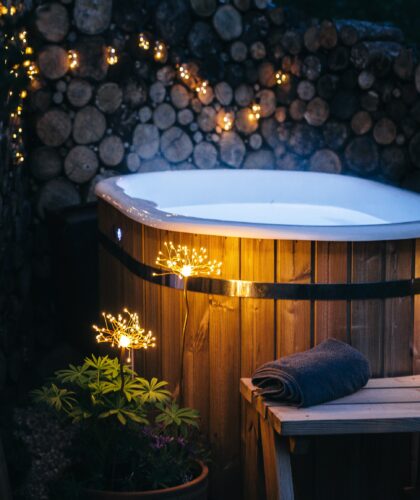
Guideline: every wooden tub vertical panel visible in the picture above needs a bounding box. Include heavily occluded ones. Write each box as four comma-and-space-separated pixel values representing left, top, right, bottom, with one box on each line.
276, 240, 312, 357
240, 238, 275, 500
384, 239, 414, 376
240, 238, 275, 375
208, 236, 241, 499
351, 242, 384, 377
314, 242, 349, 343
142, 226, 162, 380
414, 239, 420, 374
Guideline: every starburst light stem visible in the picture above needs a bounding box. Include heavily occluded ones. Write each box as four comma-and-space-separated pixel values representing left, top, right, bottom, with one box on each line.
178, 278, 190, 404
120, 347, 126, 393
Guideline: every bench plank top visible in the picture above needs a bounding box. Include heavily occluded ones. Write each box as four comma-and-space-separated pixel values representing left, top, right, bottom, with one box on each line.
240, 376, 420, 436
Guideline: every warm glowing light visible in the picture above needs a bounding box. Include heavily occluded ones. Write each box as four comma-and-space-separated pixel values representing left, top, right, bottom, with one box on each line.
27, 63, 38, 79
248, 103, 261, 122
275, 70, 289, 85
222, 111, 234, 131
20, 90, 27, 99
25, 47, 33, 55
153, 41, 167, 62
18, 30, 27, 44
195, 80, 209, 96
178, 64, 191, 82
138, 33, 150, 51
106, 46, 118, 65
93, 309, 156, 351
68, 49, 79, 69
155, 241, 223, 279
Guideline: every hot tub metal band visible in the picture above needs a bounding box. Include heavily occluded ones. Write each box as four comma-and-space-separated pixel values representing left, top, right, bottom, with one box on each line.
99, 232, 420, 301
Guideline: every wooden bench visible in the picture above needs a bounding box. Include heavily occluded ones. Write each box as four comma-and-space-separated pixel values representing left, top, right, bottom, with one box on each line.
240, 376, 420, 500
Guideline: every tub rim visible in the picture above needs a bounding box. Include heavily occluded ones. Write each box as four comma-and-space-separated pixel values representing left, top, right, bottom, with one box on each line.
95, 170, 420, 242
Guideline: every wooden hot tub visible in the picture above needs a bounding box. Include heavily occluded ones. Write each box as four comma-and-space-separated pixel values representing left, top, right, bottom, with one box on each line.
96, 170, 420, 500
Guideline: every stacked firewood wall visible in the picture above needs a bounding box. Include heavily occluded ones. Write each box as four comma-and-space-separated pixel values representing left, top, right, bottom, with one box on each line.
29, 0, 420, 217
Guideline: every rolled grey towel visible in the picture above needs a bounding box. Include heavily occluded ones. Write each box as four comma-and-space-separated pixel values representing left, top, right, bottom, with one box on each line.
251, 338, 371, 408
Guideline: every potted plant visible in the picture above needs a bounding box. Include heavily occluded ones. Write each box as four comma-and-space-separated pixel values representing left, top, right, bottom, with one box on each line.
32, 354, 208, 499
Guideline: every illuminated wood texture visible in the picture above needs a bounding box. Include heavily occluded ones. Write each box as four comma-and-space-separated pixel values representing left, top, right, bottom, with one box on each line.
98, 199, 419, 500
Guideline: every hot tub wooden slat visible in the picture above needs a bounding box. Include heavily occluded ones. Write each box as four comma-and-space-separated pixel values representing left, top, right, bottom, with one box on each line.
414, 240, 420, 374
184, 289, 210, 433
208, 236, 241, 499
276, 240, 312, 357
384, 240, 413, 376
351, 242, 384, 377
142, 226, 163, 381
315, 242, 349, 343
240, 238, 275, 376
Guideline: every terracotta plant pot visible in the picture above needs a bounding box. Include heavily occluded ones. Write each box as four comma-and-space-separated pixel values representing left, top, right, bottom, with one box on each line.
84, 462, 208, 500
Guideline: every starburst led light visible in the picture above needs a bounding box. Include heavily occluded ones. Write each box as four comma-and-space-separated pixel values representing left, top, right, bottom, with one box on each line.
155, 241, 222, 279
93, 309, 156, 351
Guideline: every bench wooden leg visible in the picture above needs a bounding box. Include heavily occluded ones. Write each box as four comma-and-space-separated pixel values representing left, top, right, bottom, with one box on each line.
260, 416, 294, 500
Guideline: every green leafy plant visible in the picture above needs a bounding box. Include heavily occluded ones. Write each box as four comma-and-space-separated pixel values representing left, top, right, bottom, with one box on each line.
32, 355, 206, 495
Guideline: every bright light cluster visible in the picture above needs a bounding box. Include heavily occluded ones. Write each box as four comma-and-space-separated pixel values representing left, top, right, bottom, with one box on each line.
68, 49, 79, 69
276, 70, 289, 85
248, 103, 261, 122
155, 241, 223, 279
93, 309, 156, 351
106, 46, 118, 65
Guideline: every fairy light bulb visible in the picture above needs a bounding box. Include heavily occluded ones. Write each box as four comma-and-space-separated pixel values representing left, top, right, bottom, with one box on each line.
138, 33, 150, 51
195, 80, 208, 96
68, 49, 78, 69
153, 41, 167, 62
275, 70, 289, 85
248, 103, 261, 122
106, 46, 118, 65
178, 64, 191, 82
119, 335, 130, 348
222, 112, 234, 131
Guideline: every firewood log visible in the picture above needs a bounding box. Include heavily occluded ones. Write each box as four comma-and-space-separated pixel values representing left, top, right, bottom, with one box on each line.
35, 2, 69, 42
373, 117, 397, 145
345, 136, 379, 173
219, 131, 245, 167
74, 0, 112, 35
193, 141, 218, 168
309, 149, 342, 173
73, 106, 106, 144
170, 84, 191, 109
161, 127, 194, 163
304, 97, 330, 126
36, 108, 72, 147
95, 83, 123, 114
153, 103, 177, 130
98, 135, 125, 166
213, 5, 243, 41
64, 145, 99, 183
351, 110, 373, 135
133, 124, 160, 160
38, 45, 69, 80
67, 79, 93, 107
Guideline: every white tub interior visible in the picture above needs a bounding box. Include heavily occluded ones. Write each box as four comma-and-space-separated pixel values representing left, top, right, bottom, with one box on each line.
96, 170, 420, 241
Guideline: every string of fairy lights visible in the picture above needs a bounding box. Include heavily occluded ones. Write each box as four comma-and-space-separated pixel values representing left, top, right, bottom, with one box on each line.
1, 5, 290, 167
0, 2, 37, 165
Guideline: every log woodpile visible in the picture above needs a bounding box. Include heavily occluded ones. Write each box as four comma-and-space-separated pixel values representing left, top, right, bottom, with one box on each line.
28, 0, 420, 216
